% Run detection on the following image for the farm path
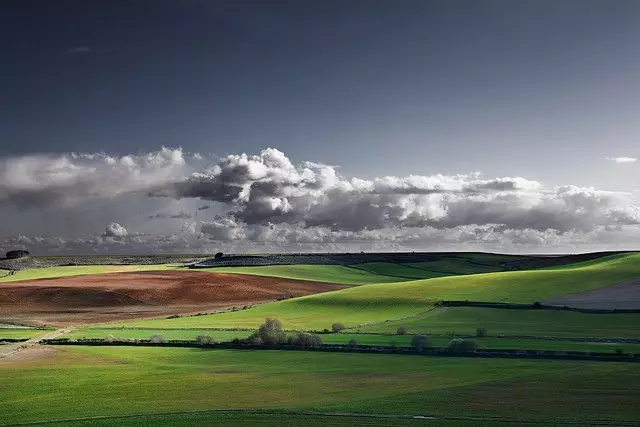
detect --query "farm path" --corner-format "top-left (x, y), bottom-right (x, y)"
top-left (0, 327), bottom-right (73, 359)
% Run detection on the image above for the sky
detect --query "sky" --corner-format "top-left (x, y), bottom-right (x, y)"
top-left (1, 0), bottom-right (640, 254)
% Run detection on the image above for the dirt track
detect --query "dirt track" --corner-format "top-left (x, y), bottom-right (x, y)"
top-left (0, 271), bottom-right (347, 326)
top-left (544, 278), bottom-right (640, 310)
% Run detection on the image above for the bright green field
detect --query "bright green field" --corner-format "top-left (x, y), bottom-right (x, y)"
top-left (347, 262), bottom-right (449, 279)
top-left (115, 252), bottom-right (640, 331)
top-left (0, 264), bottom-right (178, 283)
top-left (354, 307), bottom-right (640, 338)
top-left (1, 347), bottom-right (639, 425)
top-left (200, 264), bottom-right (409, 285)
top-left (64, 328), bottom-right (640, 353)
top-left (0, 329), bottom-right (50, 339)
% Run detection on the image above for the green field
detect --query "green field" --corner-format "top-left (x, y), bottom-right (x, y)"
top-left (0, 329), bottom-right (50, 340)
top-left (354, 307), bottom-right (640, 338)
top-left (0, 264), bottom-right (179, 283)
top-left (201, 264), bottom-right (411, 285)
top-left (1, 347), bottom-right (638, 426)
top-left (347, 262), bottom-right (449, 279)
top-left (64, 328), bottom-right (640, 353)
top-left (114, 252), bottom-right (640, 331)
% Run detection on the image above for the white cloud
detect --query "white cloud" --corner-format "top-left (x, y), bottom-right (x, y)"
top-left (607, 157), bottom-right (637, 164)
top-left (103, 222), bottom-right (128, 238)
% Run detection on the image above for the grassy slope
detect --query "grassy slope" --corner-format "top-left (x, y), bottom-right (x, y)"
top-left (116, 252), bottom-right (640, 331)
top-left (0, 264), bottom-right (178, 283)
top-left (355, 307), bottom-right (640, 338)
top-left (0, 329), bottom-right (50, 339)
top-left (0, 347), bottom-right (638, 425)
top-left (199, 264), bottom-right (410, 285)
top-left (347, 263), bottom-right (450, 279)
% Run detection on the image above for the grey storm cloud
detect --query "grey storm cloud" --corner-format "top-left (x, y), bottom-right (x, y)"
top-left (149, 211), bottom-right (193, 220)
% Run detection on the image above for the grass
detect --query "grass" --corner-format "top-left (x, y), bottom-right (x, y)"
top-left (0, 347), bottom-right (638, 425)
top-left (347, 263), bottom-right (449, 279)
top-left (199, 264), bottom-right (410, 285)
top-left (0, 329), bottom-right (50, 340)
top-left (0, 264), bottom-right (179, 283)
top-left (114, 252), bottom-right (640, 331)
top-left (355, 307), bottom-right (640, 338)
top-left (63, 328), bottom-right (640, 353)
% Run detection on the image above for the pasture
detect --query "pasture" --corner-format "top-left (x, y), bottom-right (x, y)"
top-left (0, 347), bottom-right (638, 425)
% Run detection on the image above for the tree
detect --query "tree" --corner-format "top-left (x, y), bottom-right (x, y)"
top-left (258, 318), bottom-right (286, 345)
top-left (215, 252), bottom-right (224, 259)
top-left (196, 335), bottom-right (214, 345)
top-left (289, 332), bottom-right (323, 348)
top-left (476, 327), bottom-right (487, 338)
top-left (396, 327), bottom-right (407, 335)
top-left (411, 335), bottom-right (431, 352)
top-left (448, 338), bottom-right (478, 354)
top-left (331, 323), bottom-right (346, 333)
top-left (347, 339), bottom-right (358, 348)
top-left (149, 334), bottom-right (165, 343)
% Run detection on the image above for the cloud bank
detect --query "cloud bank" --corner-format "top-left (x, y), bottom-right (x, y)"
top-left (1, 147), bottom-right (639, 254)
top-left (607, 157), bottom-right (637, 164)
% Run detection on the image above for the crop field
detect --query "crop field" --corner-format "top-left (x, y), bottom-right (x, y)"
top-left (114, 252), bottom-right (640, 331)
top-left (1, 347), bottom-right (639, 426)
top-left (2, 251), bottom-right (639, 426)
top-left (200, 264), bottom-right (412, 285)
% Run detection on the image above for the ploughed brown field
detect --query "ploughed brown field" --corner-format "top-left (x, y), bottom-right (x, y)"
top-left (0, 270), bottom-right (347, 326)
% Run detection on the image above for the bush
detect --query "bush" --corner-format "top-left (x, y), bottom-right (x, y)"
top-left (258, 318), bottom-right (286, 345)
top-left (448, 338), bottom-right (478, 354)
top-left (476, 327), bottom-right (487, 337)
top-left (532, 301), bottom-right (542, 308)
top-left (396, 327), bottom-right (407, 335)
top-left (331, 323), bottom-right (346, 333)
top-left (289, 332), bottom-right (323, 348)
top-left (615, 348), bottom-right (625, 355)
top-left (246, 331), bottom-right (263, 345)
top-left (196, 335), bottom-right (214, 345)
top-left (215, 252), bottom-right (224, 259)
top-left (149, 334), bottom-right (165, 343)
top-left (347, 339), bottom-right (358, 348)
top-left (411, 335), bottom-right (431, 352)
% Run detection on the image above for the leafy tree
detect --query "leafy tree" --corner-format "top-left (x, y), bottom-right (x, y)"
top-left (331, 323), bottom-right (346, 333)
top-left (347, 338), bottom-right (358, 348)
top-left (149, 334), bottom-right (165, 343)
top-left (289, 332), bottom-right (323, 348)
top-left (196, 335), bottom-right (214, 345)
top-left (411, 335), bottom-right (431, 352)
top-left (258, 318), bottom-right (286, 345)
top-left (396, 327), bottom-right (407, 335)
top-left (448, 338), bottom-right (478, 354)
top-left (215, 252), bottom-right (224, 259)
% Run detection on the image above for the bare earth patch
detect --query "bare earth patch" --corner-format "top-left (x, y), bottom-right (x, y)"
top-left (543, 278), bottom-right (640, 310)
top-left (0, 270), bottom-right (347, 325)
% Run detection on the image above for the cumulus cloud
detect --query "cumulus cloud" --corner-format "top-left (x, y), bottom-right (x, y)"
top-left (2, 146), bottom-right (640, 253)
top-left (607, 157), bottom-right (637, 164)
top-left (103, 222), bottom-right (128, 238)
top-left (0, 147), bottom-right (189, 208)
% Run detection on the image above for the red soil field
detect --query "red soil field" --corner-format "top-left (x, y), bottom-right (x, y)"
top-left (0, 270), bottom-right (347, 326)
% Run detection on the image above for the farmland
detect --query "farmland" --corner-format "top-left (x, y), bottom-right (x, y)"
top-left (1, 347), bottom-right (639, 425)
top-left (1, 251), bottom-right (639, 426)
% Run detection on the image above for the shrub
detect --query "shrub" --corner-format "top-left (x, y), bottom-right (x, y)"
top-left (149, 334), bottom-right (165, 343)
top-left (215, 252), bottom-right (224, 259)
top-left (289, 332), bottom-right (323, 348)
top-left (448, 338), bottom-right (478, 354)
top-left (411, 335), bottom-right (431, 352)
top-left (246, 331), bottom-right (263, 345)
top-left (476, 327), bottom-right (487, 337)
top-left (532, 301), bottom-right (542, 308)
top-left (258, 318), bottom-right (286, 345)
top-left (615, 348), bottom-right (625, 355)
top-left (331, 323), bottom-right (346, 333)
top-left (396, 327), bottom-right (407, 335)
top-left (347, 339), bottom-right (358, 348)
top-left (196, 335), bottom-right (214, 345)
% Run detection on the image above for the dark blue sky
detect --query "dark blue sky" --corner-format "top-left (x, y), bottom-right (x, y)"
top-left (2, 0), bottom-right (640, 184)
